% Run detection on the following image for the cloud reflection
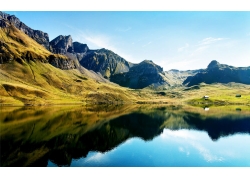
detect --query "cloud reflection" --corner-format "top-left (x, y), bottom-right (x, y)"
top-left (191, 142), bottom-right (224, 162)
top-left (161, 129), bottom-right (224, 162)
top-left (160, 129), bottom-right (198, 140)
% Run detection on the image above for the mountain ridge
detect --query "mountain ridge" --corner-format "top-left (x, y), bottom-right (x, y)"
top-left (1, 11), bottom-right (250, 92)
top-left (183, 60), bottom-right (250, 86)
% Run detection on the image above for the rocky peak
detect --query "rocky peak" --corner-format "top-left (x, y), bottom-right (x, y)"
top-left (78, 48), bottom-right (133, 78)
top-left (50, 35), bottom-right (73, 54)
top-left (0, 11), bottom-right (9, 19)
top-left (0, 11), bottom-right (50, 50)
top-left (136, 60), bottom-right (163, 74)
top-left (207, 60), bottom-right (220, 69)
top-left (73, 42), bottom-right (89, 53)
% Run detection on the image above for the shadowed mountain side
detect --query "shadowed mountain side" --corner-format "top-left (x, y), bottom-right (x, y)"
top-left (1, 105), bottom-right (250, 166)
top-left (78, 48), bottom-right (134, 78)
top-left (110, 60), bottom-right (169, 89)
top-left (183, 60), bottom-right (250, 86)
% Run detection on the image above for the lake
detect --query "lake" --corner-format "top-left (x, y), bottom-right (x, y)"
top-left (1, 104), bottom-right (250, 167)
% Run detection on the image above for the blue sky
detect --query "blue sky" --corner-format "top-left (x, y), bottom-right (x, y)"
top-left (4, 11), bottom-right (250, 70)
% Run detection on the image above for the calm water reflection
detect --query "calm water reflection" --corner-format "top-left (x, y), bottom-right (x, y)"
top-left (1, 105), bottom-right (250, 167)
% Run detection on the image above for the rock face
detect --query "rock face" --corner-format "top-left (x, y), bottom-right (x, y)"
top-left (78, 48), bottom-right (134, 78)
top-left (183, 60), bottom-right (250, 86)
top-left (49, 35), bottom-right (73, 54)
top-left (0, 11), bottom-right (50, 50)
top-left (73, 42), bottom-right (89, 53)
top-left (111, 60), bottom-right (168, 89)
top-left (49, 36), bottom-right (134, 79)
top-left (48, 54), bottom-right (77, 70)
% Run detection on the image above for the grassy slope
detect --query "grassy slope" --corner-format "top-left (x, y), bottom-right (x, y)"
top-left (0, 24), bottom-right (66, 61)
top-left (1, 23), bottom-right (250, 106)
top-left (1, 61), bottom-right (250, 106)
top-left (0, 60), bottom-right (151, 105)
top-left (0, 23), bottom-right (148, 105)
top-left (182, 83), bottom-right (250, 106)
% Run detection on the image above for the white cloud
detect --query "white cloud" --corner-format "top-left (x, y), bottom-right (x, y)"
top-left (199, 37), bottom-right (224, 46)
top-left (178, 43), bottom-right (189, 52)
top-left (191, 37), bottom-right (226, 54)
top-left (193, 45), bottom-right (209, 53)
top-left (84, 34), bottom-right (114, 50)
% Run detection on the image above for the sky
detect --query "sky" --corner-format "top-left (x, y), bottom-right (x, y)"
top-left (3, 11), bottom-right (250, 71)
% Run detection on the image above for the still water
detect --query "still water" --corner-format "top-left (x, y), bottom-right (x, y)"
top-left (1, 104), bottom-right (250, 167)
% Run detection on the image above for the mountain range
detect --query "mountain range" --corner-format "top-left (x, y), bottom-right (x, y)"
top-left (1, 11), bottom-right (250, 103)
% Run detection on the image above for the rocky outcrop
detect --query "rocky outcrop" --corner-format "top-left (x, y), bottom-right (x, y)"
top-left (183, 60), bottom-right (250, 86)
top-left (49, 35), bottom-right (73, 54)
top-left (78, 48), bottom-right (134, 78)
top-left (48, 54), bottom-right (77, 70)
top-left (73, 42), bottom-right (89, 53)
top-left (0, 11), bottom-right (50, 50)
top-left (111, 60), bottom-right (168, 89)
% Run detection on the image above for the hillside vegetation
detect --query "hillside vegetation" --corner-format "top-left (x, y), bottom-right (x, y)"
top-left (1, 12), bottom-right (250, 106)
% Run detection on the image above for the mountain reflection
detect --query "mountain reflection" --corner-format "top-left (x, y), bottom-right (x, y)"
top-left (0, 105), bottom-right (250, 167)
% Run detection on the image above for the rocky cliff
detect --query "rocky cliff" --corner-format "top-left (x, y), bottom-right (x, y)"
top-left (183, 60), bottom-right (250, 86)
top-left (78, 48), bottom-right (134, 78)
top-left (49, 35), bottom-right (73, 54)
top-left (49, 35), bottom-right (133, 78)
top-left (110, 60), bottom-right (168, 89)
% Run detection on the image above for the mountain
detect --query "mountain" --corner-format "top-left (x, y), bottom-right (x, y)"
top-left (49, 35), bottom-right (134, 79)
top-left (49, 35), bottom-right (74, 54)
top-left (110, 60), bottom-right (169, 89)
top-left (163, 69), bottom-right (201, 86)
top-left (0, 12), bottom-right (78, 70)
top-left (78, 48), bottom-right (134, 78)
top-left (0, 12), bottom-right (143, 105)
top-left (0, 11), bottom-right (50, 50)
top-left (183, 60), bottom-right (250, 86)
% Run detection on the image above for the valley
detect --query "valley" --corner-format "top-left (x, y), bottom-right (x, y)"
top-left (1, 11), bottom-right (250, 106)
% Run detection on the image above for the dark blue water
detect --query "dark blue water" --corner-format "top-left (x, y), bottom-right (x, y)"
top-left (1, 105), bottom-right (250, 167)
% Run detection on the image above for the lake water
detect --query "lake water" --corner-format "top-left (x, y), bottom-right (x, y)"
top-left (1, 104), bottom-right (250, 167)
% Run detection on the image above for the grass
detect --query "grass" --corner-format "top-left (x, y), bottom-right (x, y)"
top-left (1, 23), bottom-right (250, 106)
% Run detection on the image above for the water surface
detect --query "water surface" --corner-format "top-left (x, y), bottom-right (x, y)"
top-left (1, 104), bottom-right (250, 167)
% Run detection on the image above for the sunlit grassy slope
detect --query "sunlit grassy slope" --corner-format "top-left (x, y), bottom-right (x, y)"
top-left (1, 58), bottom-right (250, 106)
top-left (0, 60), bottom-right (151, 105)
top-left (1, 22), bottom-right (250, 106)
top-left (0, 23), bottom-right (66, 62)
top-left (0, 22), bottom-right (151, 105)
